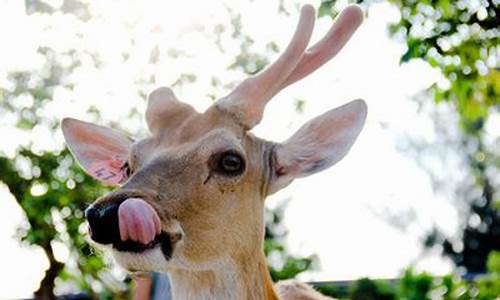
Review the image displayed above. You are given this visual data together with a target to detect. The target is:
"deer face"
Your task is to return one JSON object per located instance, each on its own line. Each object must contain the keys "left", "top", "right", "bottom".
{"left": 61, "top": 5, "right": 366, "bottom": 274}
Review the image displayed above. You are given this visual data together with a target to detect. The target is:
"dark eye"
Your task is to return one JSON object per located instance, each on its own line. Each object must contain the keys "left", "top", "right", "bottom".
{"left": 216, "top": 152, "right": 245, "bottom": 176}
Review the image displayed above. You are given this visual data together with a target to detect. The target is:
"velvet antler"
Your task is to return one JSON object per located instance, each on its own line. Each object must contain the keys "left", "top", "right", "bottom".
{"left": 217, "top": 5, "right": 363, "bottom": 129}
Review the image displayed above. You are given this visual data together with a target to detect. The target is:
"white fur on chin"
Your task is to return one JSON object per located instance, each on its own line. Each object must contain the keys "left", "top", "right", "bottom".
{"left": 111, "top": 246, "right": 170, "bottom": 273}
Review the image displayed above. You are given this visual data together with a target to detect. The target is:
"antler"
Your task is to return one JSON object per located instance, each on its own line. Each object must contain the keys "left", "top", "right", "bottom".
{"left": 216, "top": 5, "right": 364, "bottom": 129}
{"left": 281, "top": 5, "right": 364, "bottom": 88}
{"left": 145, "top": 87, "right": 196, "bottom": 133}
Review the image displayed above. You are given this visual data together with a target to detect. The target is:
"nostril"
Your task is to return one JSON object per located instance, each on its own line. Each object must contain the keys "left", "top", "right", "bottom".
{"left": 170, "top": 232, "right": 183, "bottom": 244}
{"left": 85, "top": 203, "right": 121, "bottom": 245}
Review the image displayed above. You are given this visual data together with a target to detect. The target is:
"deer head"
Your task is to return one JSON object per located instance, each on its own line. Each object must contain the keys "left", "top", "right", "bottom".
{"left": 62, "top": 4, "right": 366, "bottom": 299}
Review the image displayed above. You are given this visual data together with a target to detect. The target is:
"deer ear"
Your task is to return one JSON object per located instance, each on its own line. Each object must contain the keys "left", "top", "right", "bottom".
{"left": 268, "top": 99, "right": 367, "bottom": 194}
{"left": 61, "top": 118, "right": 133, "bottom": 186}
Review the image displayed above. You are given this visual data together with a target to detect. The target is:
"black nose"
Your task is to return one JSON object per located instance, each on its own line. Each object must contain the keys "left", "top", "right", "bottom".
{"left": 85, "top": 203, "right": 121, "bottom": 245}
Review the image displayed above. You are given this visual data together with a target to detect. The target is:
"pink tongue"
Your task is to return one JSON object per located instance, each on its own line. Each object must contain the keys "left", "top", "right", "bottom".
{"left": 118, "top": 198, "right": 161, "bottom": 245}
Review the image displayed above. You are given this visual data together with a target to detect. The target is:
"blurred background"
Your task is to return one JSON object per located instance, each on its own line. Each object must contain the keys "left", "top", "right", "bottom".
{"left": 0, "top": 0, "right": 498, "bottom": 299}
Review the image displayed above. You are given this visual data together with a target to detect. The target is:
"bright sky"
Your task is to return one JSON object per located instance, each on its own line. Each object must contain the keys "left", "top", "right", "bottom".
{"left": 0, "top": 0, "right": 461, "bottom": 298}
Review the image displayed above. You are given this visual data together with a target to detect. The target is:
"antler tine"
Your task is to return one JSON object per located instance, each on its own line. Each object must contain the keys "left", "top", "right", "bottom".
{"left": 217, "top": 5, "right": 316, "bottom": 128}
{"left": 216, "top": 5, "right": 363, "bottom": 130}
{"left": 281, "top": 5, "right": 364, "bottom": 88}
{"left": 146, "top": 87, "right": 178, "bottom": 132}
{"left": 145, "top": 87, "right": 195, "bottom": 133}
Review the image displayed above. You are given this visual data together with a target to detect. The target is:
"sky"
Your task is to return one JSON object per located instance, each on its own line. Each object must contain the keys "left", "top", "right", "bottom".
{"left": 0, "top": 0, "right": 462, "bottom": 298}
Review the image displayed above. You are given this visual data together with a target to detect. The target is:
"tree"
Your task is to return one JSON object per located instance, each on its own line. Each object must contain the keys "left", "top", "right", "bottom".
{"left": 0, "top": 2, "right": 131, "bottom": 296}
{"left": 265, "top": 202, "right": 315, "bottom": 281}
{"left": 0, "top": 149, "right": 128, "bottom": 299}
{"left": 315, "top": 253, "right": 500, "bottom": 300}
{"left": 384, "top": 0, "right": 500, "bottom": 274}
{"left": 320, "top": 0, "right": 499, "bottom": 273}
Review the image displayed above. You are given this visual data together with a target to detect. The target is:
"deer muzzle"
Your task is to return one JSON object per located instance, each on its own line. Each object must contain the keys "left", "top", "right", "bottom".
{"left": 85, "top": 194, "right": 180, "bottom": 259}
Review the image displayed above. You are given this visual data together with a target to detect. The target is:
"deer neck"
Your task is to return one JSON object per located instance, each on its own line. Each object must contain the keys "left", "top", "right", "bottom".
{"left": 168, "top": 251, "right": 279, "bottom": 300}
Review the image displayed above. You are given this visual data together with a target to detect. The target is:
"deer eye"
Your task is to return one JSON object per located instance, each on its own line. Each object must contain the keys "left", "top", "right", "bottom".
{"left": 215, "top": 151, "right": 245, "bottom": 176}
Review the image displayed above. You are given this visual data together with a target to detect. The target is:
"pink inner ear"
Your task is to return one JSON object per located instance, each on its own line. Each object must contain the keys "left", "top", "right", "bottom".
{"left": 88, "top": 158, "right": 126, "bottom": 185}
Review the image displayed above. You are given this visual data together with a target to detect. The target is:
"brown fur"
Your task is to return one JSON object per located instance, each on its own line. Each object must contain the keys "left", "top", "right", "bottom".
{"left": 93, "top": 107, "right": 282, "bottom": 298}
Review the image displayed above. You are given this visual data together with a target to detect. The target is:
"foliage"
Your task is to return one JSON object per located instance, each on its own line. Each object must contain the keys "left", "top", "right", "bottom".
{"left": 0, "top": 2, "right": 132, "bottom": 296}
{"left": 264, "top": 202, "right": 316, "bottom": 281}
{"left": 350, "top": 278, "right": 396, "bottom": 300}
{"left": 398, "top": 269, "right": 435, "bottom": 300}
{"left": 321, "top": 0, "right": 500, "bottom": 128}
{"left": 315, "top": 284, "right": 345, "bottom": 298}
{"left": 475, "top": 251, "right": 500, "bottom": 300}
{"left": 388, "top": 0, "right": 499, "bottom": 133}
{"left": 316, "top": 252, "right": 500, "bottom": 299}
{"left": 318, "top": 0, "right": 500, "bottom": 274}
{"left": 383, "top": 0, "right": 500, "bottom": 274}
{"left": 0, "top": 149, "right": 129, "bottom": 299}
{"left": 318, "top": 0, "right": 499, "bottom": 285}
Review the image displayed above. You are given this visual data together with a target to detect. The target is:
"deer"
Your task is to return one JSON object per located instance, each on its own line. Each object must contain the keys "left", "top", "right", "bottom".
{"left": 61, "top": 4, "right": 366, "bottom": 300}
